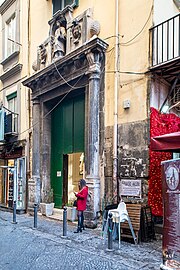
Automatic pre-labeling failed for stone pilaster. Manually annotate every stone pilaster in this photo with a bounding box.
[85,50,101,228]
[41,103,51,201]
[28,98,41,209]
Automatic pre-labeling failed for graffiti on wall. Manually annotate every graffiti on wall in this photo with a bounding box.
[120,154,147,178]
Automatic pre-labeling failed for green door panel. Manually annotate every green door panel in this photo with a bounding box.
[51,104,63,208]
[63,101,73,154]
[74,96,85,152]
[51,93,85,208]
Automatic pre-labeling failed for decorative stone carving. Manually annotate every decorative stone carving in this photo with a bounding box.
[90,20,100,39]
[39,44,47,65]
[73,57,82,69]
[71,19,81,44]
[53,20,66,59]
[86,49,101,75]
[32,60,38,72]
[66,8,93,54]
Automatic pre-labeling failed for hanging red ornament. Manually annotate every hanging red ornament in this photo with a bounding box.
[148,107,180,216]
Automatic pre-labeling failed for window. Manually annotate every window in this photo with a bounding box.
[52,0,78,14]
[6,92,18,133]
[5,14,16,58]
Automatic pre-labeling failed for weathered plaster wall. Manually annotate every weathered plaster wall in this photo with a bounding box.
[104,119,149,205]
[118,120,149,178]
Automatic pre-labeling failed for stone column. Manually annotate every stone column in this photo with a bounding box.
[28,98,41,209]
[41,103,51,202]
[85,50,102,228]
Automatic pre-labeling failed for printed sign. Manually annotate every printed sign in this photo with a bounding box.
[57,171,61,177]
[120,179,141,198]
[161,159,180,266]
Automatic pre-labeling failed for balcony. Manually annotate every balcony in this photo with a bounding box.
[150,13,180,67]
[150,13,180,87]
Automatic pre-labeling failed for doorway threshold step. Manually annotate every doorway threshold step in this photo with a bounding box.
[47,208,64,221]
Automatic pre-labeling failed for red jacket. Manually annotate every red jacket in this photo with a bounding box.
[76,186,88,211]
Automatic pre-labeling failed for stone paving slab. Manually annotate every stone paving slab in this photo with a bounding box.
[0,209,163,270]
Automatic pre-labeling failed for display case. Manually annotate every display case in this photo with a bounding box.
[0,158,26,211]
[8,169,14,207]
[17,158,26,210]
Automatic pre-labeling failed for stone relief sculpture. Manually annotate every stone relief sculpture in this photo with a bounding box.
[39,44,47,65]
[89,20,100,39]
[32,60,38,72]
[71,19,81,44]
[32,9,101,70]
[53,20,66,59]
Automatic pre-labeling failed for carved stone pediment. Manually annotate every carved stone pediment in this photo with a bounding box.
[23,38,108,99]
[32,7,101,74]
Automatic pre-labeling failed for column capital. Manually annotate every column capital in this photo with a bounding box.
[85,49,102,76]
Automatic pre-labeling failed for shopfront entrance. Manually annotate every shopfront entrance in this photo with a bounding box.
[0,158,26,212]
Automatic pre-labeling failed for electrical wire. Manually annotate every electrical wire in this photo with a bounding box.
[16,45,115,137]
[52,60,86,90]
[105,70,147,75]
[18,73,85,136]
[119,6,153,46]
[120,77,145,88]
[2,36,144,139]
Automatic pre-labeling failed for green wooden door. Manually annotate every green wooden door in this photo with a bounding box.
[51,94,85,208]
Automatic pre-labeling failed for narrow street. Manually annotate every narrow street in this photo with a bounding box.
[0,210,162,270]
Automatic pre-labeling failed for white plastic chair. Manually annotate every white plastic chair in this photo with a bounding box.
[103,202,137,248]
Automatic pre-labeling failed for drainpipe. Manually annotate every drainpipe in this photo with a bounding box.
[26,0,31,209]
[112,0,119,203]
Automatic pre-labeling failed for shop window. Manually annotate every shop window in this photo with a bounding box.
[52,0,79,14]
[5,14,16,58]
[6,92,18,133]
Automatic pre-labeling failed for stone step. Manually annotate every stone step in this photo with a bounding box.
[44,207,78,222]
[49,208,64,221]
[53,208,64,215]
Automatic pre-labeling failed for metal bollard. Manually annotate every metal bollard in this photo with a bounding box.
[13,201,17,224]
[34,203,38,229]
[108,212,113,250]
[63,206,67,237]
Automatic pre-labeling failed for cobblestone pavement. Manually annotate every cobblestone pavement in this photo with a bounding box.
[0,210,162,270]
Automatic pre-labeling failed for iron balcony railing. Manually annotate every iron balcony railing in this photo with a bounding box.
[150,13,180,67]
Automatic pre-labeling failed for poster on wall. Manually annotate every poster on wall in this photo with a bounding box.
[120,179,141,198]
[161,159,180,269]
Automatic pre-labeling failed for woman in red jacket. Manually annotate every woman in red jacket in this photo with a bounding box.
[74,179,88,233]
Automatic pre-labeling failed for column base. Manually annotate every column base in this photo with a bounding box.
[84,176,100,228]
[28,176,41,210]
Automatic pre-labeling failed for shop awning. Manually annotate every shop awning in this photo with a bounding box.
[151,132,180,152]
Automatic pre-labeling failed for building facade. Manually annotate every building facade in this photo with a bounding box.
[1,0,179,225]
[0,0,33,212]
[22,0,154,227]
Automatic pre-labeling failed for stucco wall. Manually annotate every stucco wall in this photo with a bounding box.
[106,0,153,126]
